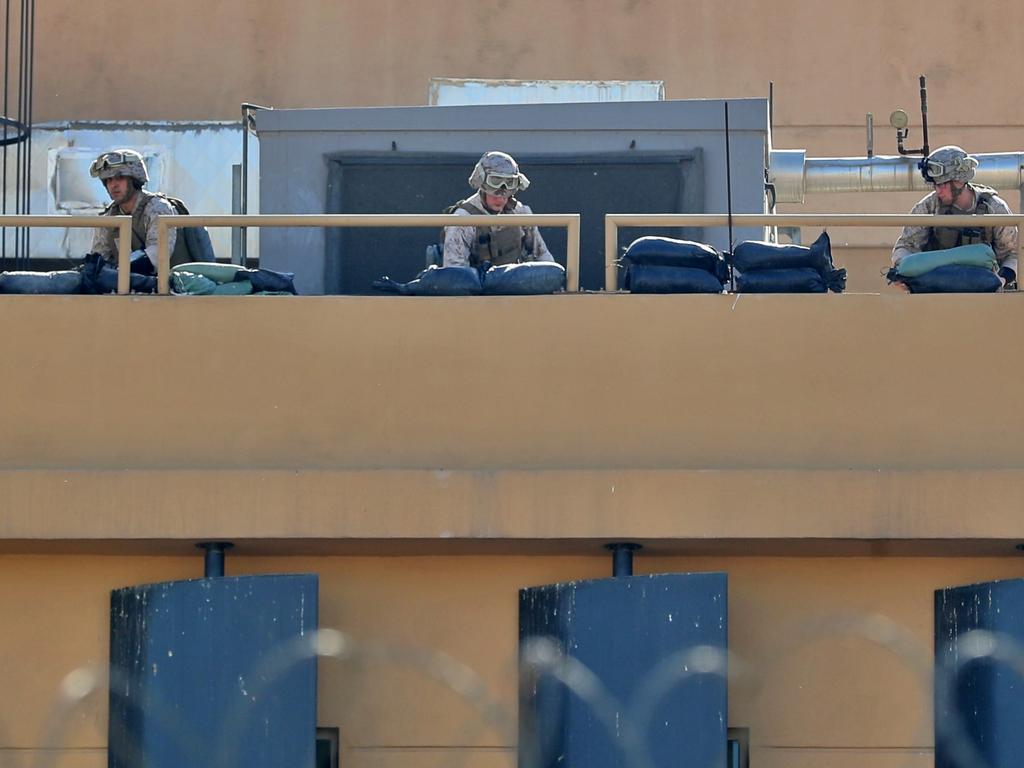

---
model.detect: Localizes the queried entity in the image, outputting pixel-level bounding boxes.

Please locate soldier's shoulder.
[142,192,177,216]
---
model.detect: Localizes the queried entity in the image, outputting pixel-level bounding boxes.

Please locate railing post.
[604,216,619,291]
[117,217,132,295]
[156,219,170,295]
[566,214,580,292]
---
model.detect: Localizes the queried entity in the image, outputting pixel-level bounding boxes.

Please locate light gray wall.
[257,99,769,295]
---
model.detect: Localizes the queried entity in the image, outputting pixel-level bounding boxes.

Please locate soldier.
[892,145,1018,288]
[89,149,179,272]
[442,151,555,268]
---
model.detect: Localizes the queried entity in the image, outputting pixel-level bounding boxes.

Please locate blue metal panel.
[935,578,1024,768]
[520,572,728,768]
[108,574,318,768]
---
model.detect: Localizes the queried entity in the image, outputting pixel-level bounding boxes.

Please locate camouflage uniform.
[442,191,554,268]
[91,189,178,269]
[891,183,1018,274]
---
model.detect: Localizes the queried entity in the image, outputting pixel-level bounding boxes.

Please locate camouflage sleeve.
[91,223,115,260]
[442,208,476,267]
[517,204,554,262]
[892,197,935,265]
[985,195,1019,274]
[141,196,178,268]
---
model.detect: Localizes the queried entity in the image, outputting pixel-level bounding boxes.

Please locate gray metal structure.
[256,99,770,295]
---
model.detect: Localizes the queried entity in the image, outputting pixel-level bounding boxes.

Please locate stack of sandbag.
[886,244,1001,293]
[620,236,728,294]
[171,263,297,295]
[0,270,82,294]
[732,231,846,293]
[373,262,565,296]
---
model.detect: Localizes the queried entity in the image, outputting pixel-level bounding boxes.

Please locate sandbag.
[622,236,727,279]
[625,264,725,294]
[735,268,828,294]
[233,268,297,295]
[372,265,483,296]
[212,280,254,296]
[0,270,82,294]
[172,262,246,284]
[888,264,1002,293]
[171,271,218,295]
[893,244,997,278]
[482,262,566,295]
[733,231,835,274]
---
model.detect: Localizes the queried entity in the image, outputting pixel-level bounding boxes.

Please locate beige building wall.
[1,295,1023,764]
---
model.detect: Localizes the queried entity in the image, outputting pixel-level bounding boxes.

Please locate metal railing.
[604,213,1024,290]
[0,215,133,292]
[155,213,582,295]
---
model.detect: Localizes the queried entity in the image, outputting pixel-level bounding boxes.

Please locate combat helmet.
[469,151,530,195]
[920,145,978,185]
[89,149,149,185]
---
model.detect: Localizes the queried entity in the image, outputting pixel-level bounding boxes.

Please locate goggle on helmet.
[89,150,149,184]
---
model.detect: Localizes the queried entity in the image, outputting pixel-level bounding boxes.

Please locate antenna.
[724,102,736,291]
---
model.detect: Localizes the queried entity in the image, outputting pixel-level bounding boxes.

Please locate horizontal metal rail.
[0,215,133,294]
[155,213,582,295]
[604,213,1024,291]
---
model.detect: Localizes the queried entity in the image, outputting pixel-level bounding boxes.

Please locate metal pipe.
[196,541,234,578]
[605,543,641,577]
[769,151,1024,203]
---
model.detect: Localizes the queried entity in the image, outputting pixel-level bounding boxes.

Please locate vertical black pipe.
[918,74,929,158]
[196,541,234,578]
[724,101,736,291]
[605,542,641,577]
[22,0,31,261]
[2,0,10,267]
[240,104,248,263]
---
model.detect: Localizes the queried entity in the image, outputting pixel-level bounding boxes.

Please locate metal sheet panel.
[935,578,1024,768]
[520,572,728,768]
[109,573,317,768]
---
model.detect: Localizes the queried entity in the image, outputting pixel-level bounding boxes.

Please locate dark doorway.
[325,151,704,294]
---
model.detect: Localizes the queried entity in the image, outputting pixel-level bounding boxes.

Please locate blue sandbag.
[735,268,827,293]
[623,236,727,278]
[482,262,566,295]
[893,244,997,277]
[894,264,1002,293]
[372,265,482,296]
[0,270,82,294]
[625,264,725,294]
[733,231,834,274]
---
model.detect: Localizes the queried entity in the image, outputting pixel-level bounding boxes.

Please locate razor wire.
[10,611,1023,768]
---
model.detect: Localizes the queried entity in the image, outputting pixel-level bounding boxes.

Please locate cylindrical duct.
[605,542,641,577]
[196,541,234,578]
[769,151,1024,203]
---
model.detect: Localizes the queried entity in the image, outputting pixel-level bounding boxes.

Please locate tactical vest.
[925,187,998,252]
[453,196,526,267]
[102,191,191,267]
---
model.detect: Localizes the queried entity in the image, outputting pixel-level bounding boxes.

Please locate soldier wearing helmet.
[442,151,554,268]
[89,149,179,271]
[892,145,1018,288]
